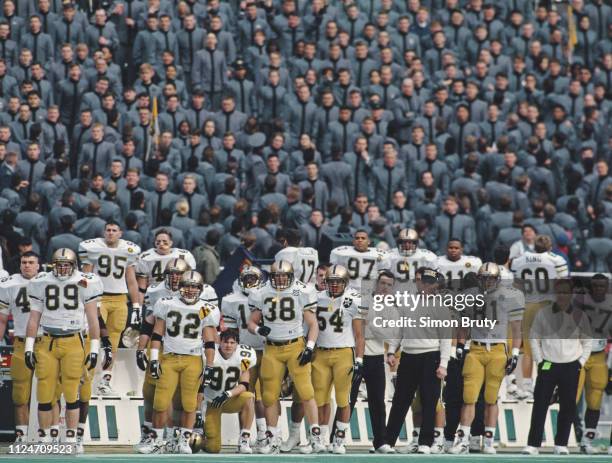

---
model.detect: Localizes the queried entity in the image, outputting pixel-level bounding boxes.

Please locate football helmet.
[397,228,419,256]
[270,260,294,291]
[51,248,78,280]
[478,262,501,291]
[238,266,265,294]
[164,258,191,291]
[325,265,349,298]
[179,271,204,304]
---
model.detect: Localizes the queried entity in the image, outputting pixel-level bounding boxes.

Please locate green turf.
[1,453,612,462]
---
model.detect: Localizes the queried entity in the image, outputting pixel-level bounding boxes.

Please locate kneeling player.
[451,263,524,454]
[202,330,257,453]
[141,271,219,454]
[314,265,365,454]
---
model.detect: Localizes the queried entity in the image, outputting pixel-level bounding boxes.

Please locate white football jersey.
[248,280,317,341]
[469,285,525,342]
[154,296,220,355]
[144,282,176,318]
[575,293,612,352]
[510,251,569,303]
[222,290,264,350]
[78,238,140,294]
[382,248,439,282]
[0,274,41,337]
[436,255,482,287]
[135,248,197,283]
[29,271,103,332]
[203,343,257,401]
[330,246,389,291]
[316,289,365,348]
[275,247,319,285]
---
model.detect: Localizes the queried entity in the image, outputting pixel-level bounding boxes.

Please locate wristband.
[226,390,233,398]
[204,341,216,349]
[90,339,100,353]
[355,357,363,364]
[512,347,520,357]
[152,332,163,342]
[133,303,141,309]
[306,340,315,350]
[150,348,159,361]
[25,336,35,352]
[239,381,250,391]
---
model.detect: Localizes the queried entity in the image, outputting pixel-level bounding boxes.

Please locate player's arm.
[126,265,141,321]
[203,325,216,366]
[148,317,165,378]
[84,299,101,369]
[352,317,365,360]
[136,275,148,304]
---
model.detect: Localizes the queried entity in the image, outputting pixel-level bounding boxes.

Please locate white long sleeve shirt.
[529,302,592,366]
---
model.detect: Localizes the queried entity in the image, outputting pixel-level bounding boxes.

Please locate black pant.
[444,357,485,440]
[332,354,387,449]
[386,351,440,447]
[527,360,581,447]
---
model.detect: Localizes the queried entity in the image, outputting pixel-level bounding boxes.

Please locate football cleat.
[96,377,119,397]
[373,444,395,453]
[238,433,253,454]
[259,431,280,455]
[75,435,85,454]
[137,436,166,454]
[14,431,26,444]
[483,444,496,454]
[280,428,301,452]
[580,431,598,454]
[174,431,193,454]
[522,446,539,455]
[332,430,346,454]
[300,431,326,454]
[417,445,431,454]
[444,440,454,453]
[450,442,469,454]
[554,446,569,455]
[430,442,445,454]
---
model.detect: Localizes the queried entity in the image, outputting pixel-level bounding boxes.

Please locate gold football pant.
[462,343,507,405]
[248,350,263,401]
[11,338,39,405]
[312,347,353,407]
[577,351,607,409]
[100,294,128,353]
[204,392,254,453]
[260,338,314,407]
[153,353,202,413]
[36,333,85,404]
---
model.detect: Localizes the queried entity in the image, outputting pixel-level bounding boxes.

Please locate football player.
[436,239,483,289]
[79,221,141,396]
[140,271,220,454]
[575,274,612,454]
[24,249,103,445]
[451,263,524,454]
[202,330,257,454]
[248,260,323,454]
[0,252,40,443]
[510,234,568,399]
[382,228,438,282]
[221,266,267,447]
[135,229,196,299]
[330,229,389,291]
[135,258,191,450]
[314,265,365,454]
[275,229,319,285]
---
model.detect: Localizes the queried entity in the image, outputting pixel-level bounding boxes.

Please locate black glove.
[150,360,161,379]
[85,351,98,370]
[136,350,148,371]
[129,304,142,327]
[25,351,37,370]
[606,369,612,395]
[298,346,314,366]
[202,366,214,387]
[257,326,271,337]
[351,359,364,388]
[101,336,113,370]
[505,355,519,375]
[211,391,231,408]
[456,342,465,361]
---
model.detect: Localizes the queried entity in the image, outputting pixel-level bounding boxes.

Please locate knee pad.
[38,402,53,411]
[66,401,80,410]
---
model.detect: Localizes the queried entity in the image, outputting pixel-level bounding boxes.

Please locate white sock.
[152,428,164,441]
[256,418,266,434]
[412,427,420,442]
[240,428,250,440]
[458,425,470,443]
[65,428,77,443]
[268,426,279,438]
[523,378,533,390]
[434,427,444,444]
[321,424,330,441]
[16,425,28,436]
[484,426,495,446]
